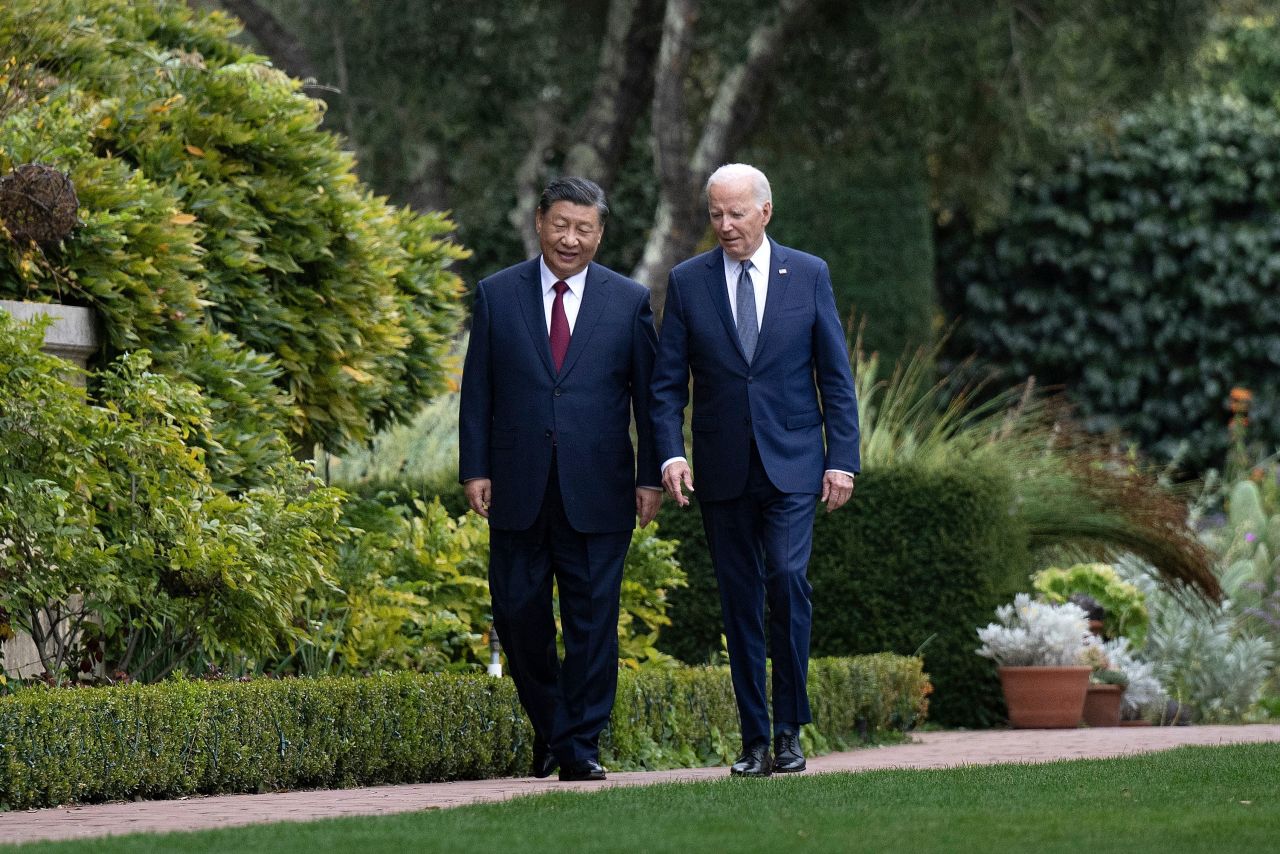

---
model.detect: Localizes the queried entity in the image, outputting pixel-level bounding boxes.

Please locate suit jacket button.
[554,388,562,397]
[545,429,553,438]
[747,376,753,383]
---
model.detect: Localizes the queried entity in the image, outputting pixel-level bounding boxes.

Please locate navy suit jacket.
[459,258,660,533]
[650,239,859,502]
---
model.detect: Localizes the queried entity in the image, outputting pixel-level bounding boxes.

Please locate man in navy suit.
[651,163,859,777]
[459,177,661,782]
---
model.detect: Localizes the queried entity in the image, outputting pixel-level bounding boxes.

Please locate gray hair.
[706,163,771,206]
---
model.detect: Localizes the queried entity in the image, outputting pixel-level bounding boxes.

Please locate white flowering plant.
[976,593,1098,666]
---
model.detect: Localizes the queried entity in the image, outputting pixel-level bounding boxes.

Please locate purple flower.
[1245,532,1257,543]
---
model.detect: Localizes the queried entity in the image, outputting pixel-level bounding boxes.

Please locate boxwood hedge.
[0,656,928,810]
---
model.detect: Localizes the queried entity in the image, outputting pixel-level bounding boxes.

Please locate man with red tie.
[459,177,661,782]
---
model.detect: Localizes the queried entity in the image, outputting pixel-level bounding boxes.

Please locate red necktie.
[550,280,570,372]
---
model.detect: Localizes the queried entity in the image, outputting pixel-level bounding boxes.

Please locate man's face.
[535,201,604,280]
[708,177,772,261]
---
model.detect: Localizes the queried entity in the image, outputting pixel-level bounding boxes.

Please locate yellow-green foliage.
[0,655,929,809]
[0,0,467,466]
[1033,562,1149,644]
[280,500,687,677]
[0,312,347,683]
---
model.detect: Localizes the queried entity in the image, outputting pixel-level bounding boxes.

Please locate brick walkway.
[3,724,1278,846]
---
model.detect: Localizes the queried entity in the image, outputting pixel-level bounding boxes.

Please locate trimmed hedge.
[765,154,937,359]
[657,463,1029,728]
[0,656,928,809]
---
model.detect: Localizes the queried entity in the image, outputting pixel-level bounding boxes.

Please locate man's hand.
[464,478,492,518]
[821,471,855,513]
[636,488,662,527]
[662,460,695,507]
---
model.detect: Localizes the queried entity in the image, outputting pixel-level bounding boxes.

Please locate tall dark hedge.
[937,93,1280,472]
[657,464,1030,728]
[763,154,937,359]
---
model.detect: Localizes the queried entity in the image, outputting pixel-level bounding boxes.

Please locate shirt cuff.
[660,456,687,474]
[825,469,856,479]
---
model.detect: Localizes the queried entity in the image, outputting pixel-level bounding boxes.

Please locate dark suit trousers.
[699,441,816,747]
[488,457,630,765]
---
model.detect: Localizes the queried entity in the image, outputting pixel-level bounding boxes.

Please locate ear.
[534,208,545,236]
[761,200,773,227]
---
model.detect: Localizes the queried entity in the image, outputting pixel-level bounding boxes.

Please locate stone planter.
[997,665,1090,728]
[0,299,100,680]
[0,299,99,384]
[1082,683,1125,727]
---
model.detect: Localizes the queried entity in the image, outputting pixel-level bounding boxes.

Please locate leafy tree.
[224,0,1207,358]
[0,0,468,463]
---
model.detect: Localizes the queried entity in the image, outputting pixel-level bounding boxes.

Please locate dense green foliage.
[0,655,928,809]
[656,464,1029,728]
[0,0,467,460]
[254,0,1209,359]
[939,91,1280,472]
[0,313,346,684]
[284,497,687,676]
[762,155,936,357]
[0,673,528,810]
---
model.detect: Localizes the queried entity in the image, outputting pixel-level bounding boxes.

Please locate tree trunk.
[509,101,562,258]
[563,0,666,189]
[634,0,818,317]
[213,0,320,82]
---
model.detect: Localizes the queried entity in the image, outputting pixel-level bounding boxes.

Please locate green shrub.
[763,154,937,359]
[657,463,1029,728]
[0,674,527,809]
[272,496,686,677]
[0,656,928,809]
[937,91,1280,473]
[0,312,347,683]
[0,0,467,462]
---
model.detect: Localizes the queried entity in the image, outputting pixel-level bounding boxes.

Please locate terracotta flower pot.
[997,665,1090,728]
[1082,683,1125,727]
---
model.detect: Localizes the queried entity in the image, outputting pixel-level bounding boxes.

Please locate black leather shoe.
[532,739,558,779]
[773,731,806,773]
[730,739,772,777]
[559,759,607,781]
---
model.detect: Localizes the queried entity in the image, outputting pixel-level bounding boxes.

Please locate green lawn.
[15,744,1279,853]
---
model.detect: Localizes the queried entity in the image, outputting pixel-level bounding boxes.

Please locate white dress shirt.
[540,257,587,333]
[724,239,770,330]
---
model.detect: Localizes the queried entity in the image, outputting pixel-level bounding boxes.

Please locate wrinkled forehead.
[707,180,761,209]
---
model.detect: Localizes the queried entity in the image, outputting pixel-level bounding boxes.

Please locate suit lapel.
[516,258,558,378]
[557,262,609,378]
[702,248,750,364]
[754,238,790,359]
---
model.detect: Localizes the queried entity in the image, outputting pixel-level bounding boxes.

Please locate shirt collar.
[539,257,589,297]
[722,235,771,280]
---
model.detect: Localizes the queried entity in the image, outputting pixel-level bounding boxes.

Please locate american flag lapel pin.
[779,268,788,275]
